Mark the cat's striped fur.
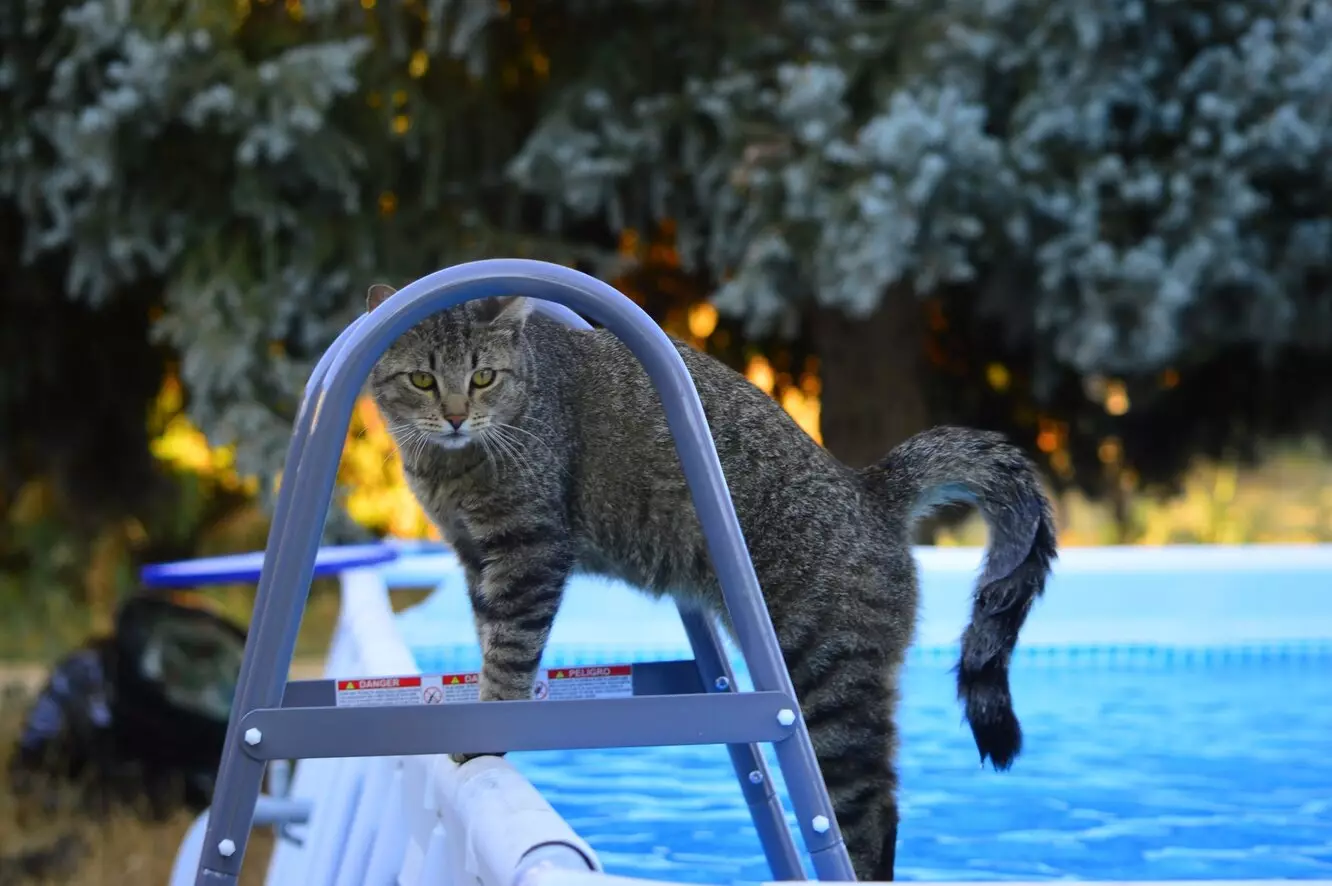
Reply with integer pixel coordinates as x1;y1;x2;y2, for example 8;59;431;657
365;287;1057;881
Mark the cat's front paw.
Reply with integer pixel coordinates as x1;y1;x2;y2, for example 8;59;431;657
449;751;508;766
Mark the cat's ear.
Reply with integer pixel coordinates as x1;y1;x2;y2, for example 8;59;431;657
366;283;397;313
474;295;535;331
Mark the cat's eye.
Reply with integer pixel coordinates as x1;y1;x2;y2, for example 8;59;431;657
471;368;496;388
407;371;436;390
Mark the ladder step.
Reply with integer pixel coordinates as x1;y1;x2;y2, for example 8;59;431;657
238;691;801;759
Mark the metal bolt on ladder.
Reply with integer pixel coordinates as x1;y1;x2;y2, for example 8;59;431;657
191;260;856;885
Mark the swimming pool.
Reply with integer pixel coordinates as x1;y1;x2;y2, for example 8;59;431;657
496;659;1332;882
388;546;1332;883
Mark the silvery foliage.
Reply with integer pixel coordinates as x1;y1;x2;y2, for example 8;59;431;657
8;0;1332;523
0;0;538;524
1;0;373;496
508;0;1332;375
968;0;1332;374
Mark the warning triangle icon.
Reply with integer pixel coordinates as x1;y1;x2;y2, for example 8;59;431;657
342;681;356;691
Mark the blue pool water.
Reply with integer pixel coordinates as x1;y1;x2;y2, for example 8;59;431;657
392;551;1332;882
502;660;1332;882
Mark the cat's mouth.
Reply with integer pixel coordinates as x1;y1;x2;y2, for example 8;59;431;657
433;430;472;450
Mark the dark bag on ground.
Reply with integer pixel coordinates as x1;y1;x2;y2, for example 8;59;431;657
7;591;246;817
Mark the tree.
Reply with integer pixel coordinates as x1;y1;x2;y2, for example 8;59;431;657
507;0;1332;497
0;0;621;541
5;0;1332;557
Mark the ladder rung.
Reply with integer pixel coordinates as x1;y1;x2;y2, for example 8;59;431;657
238;691;801;760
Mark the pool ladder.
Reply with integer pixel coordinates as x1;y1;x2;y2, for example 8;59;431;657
193;260;856;884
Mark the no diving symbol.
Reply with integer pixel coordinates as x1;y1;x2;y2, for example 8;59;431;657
423;686;443;704
532;681;548;700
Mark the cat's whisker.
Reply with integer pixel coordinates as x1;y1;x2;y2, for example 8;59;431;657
491;421;570;479
486;426;544;489
490;421;548;448
477;431;500;477
475;427;504;474
514;413;559;437
394;426;430;469
381;429;415;467
480;426;528;481
413;436;434;467
481;423;516;456
382;438;406;467
382;422;433;468
412;430;435;466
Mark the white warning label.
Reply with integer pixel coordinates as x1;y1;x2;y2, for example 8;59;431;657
334;666;635;707
545;665;634;700
335;676;425;707
438;665;634;702
438;671;480;703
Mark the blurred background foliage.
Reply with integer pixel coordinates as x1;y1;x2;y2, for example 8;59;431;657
3;0;1332;658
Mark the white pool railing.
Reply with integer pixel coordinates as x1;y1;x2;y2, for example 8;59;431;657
170;543;1332;886
169;563;600;886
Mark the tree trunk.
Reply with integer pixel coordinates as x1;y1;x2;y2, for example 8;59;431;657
814;288;952;543
813;286;931;469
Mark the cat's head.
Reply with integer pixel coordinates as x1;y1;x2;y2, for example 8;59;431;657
364;283;535;453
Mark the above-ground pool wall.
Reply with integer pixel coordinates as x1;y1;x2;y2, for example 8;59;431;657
387;545;1332;675
911;544;1332;650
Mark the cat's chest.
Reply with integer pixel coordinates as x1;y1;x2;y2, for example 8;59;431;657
404;466;492;523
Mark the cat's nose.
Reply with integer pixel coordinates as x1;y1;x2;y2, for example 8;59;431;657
442;394;469;431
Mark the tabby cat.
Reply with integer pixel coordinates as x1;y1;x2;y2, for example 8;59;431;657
365;284;1057;881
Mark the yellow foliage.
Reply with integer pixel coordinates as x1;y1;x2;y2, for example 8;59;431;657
408;49;429;78
146;372;433;538
780;386;822;445
936;446;1332;547
150;375;256;495
745;355;775;394
687;303;718;339
142;339;1332;548
338;397;440;539
986;362;1010;392
8;479;54;526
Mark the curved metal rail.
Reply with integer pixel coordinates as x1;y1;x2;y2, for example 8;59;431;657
194;260;854;884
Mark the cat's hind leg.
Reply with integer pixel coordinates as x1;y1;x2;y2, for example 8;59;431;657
776;585;911;881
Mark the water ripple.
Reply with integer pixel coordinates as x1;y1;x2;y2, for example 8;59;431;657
507;663;1332;882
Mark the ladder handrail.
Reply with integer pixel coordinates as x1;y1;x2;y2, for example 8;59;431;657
195;260;854;884
321;262;791;701
201;313;375;849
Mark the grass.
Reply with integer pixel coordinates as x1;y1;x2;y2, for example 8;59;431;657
0;679;274;886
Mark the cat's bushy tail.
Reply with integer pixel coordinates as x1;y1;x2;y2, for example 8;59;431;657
861;425;1057;770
